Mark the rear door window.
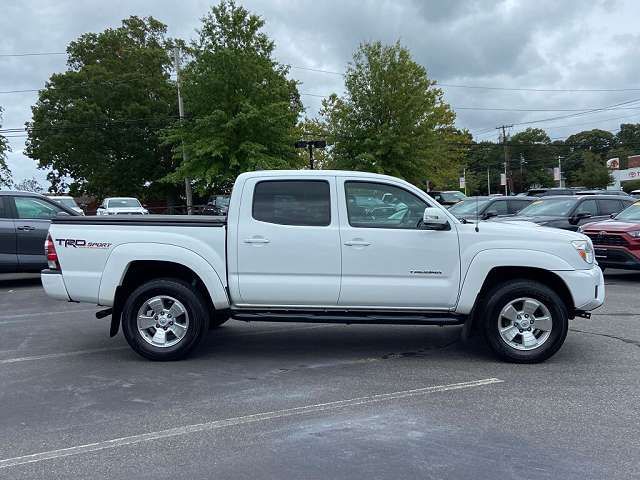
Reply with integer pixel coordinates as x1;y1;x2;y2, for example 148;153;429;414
14;197;63;219
597;199;623;216
252;180;331;226
508;200;531;214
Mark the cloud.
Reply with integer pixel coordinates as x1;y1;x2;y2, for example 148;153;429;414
1;0;640;185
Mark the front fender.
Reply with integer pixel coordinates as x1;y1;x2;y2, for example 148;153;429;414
98;243;230;310
455;249;574;314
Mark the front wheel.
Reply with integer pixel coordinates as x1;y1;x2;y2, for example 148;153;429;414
482;280;568;363
121;278;209;361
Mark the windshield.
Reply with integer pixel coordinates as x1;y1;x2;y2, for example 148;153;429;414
51;197;78;209
518;198;577;217
448;198;491;216
614;202;640;221
215;196;230;207
440;191;466;202
107;198;141;208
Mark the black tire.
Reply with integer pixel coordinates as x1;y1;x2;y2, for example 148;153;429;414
121;278;209;361
481;280;569;363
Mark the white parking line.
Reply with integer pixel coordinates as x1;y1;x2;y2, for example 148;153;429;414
0;347;129;365
0;377;503;469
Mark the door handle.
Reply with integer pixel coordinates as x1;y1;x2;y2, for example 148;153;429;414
244;238;270;244
344;240;371;247
17;226;36;231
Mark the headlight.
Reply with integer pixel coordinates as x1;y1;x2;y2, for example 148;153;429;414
628;230;640;238
571;240;594;264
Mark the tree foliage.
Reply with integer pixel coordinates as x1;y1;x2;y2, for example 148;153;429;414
26;16;177;198
13;177;44;193
573;151;613;188
320;41;467;188
0;107;12;187
163;0;302;192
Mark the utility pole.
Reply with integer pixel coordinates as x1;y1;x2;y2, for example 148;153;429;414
520;153;527;193
557;155;564;188
487;167;491;195
174;47;193;215
497;125;513;196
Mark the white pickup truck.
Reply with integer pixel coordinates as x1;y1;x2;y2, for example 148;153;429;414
41;170;604;363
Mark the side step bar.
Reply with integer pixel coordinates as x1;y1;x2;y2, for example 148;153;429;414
231;309;466;326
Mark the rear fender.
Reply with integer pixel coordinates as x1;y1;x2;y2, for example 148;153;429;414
99;243;229;310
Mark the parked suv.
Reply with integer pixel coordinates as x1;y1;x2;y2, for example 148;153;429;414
498;195;635;231
448;196;535;222
97;197;149;215
0;191;78;272
428;190;466;207
580;201;640;270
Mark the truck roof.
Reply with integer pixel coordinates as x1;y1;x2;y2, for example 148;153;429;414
237;169;418;187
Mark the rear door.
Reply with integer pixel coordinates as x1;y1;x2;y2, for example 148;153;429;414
508;199;532;215
235;176;341;306
13;196;65;272
0;197;17;272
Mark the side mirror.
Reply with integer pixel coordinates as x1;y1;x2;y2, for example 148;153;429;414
422;207;450;230
570;212;591;224
482;210;498;220
610;213;617;219
56;211;70;217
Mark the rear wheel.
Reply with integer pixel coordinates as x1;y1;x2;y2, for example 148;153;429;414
482;280;568;363
122;278;209;361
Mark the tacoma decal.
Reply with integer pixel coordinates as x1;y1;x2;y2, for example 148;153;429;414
55;239;112;249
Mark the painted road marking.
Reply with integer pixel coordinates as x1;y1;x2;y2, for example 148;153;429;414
0;378;503;469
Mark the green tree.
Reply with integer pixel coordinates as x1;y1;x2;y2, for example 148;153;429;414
0;107;13;187
13;177;44;193
164;1;302;192
510;128;556;190
573;152;613;188
320;41;465;188
26;17;177;198
565;129;616;156
296;117;330;169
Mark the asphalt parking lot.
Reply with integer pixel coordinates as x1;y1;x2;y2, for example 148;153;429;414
0;272;639;479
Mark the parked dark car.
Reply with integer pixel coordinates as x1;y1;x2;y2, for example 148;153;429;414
575;189;630;197
0;191;78;272
526;187;577;197
428;190;466;207
495;195;635;231
202;195;231;215
448;196;535;222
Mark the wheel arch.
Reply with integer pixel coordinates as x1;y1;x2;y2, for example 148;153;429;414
462;266;575;340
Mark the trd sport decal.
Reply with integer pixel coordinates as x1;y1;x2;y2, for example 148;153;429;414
55;239;112;249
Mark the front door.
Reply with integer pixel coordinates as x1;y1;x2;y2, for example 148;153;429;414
235;176;341;306
338;179;460;309
13;196;64;271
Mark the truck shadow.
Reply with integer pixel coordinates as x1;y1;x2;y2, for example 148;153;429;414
0;274;41;290
192;323;495;364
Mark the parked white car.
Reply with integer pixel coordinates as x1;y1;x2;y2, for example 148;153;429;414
42;170;604;363
96;197;148;216
48;195;84;215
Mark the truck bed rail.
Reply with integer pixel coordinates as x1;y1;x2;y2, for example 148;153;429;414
52;215;227;227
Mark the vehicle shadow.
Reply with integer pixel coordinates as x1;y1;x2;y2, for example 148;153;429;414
604;269;640;284
190;323;496;364
0;274;41;290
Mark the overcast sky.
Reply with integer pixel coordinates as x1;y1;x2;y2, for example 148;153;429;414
2;0;640;185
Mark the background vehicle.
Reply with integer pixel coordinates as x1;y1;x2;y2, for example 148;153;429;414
97;197;149;215
575;190;629;197
428;190;466;207
43;170;603;364
0;191;78;272
580;201;640;270
48;195;84;215
498;195;635;231
448;196;535;222
202;195;230;215
527;187;576;197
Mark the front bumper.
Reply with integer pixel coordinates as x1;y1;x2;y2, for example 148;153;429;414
41;270;70;301
555;266;605;312
594;246;640;270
